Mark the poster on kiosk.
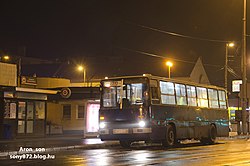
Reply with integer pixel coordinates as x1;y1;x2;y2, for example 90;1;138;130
85;102;100;138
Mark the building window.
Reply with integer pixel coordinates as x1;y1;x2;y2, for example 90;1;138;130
77;105;85;119
35;101;45;119
4;100;16;119
63;105;71;119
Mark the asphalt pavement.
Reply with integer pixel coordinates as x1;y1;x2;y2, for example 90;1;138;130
0;132;249;157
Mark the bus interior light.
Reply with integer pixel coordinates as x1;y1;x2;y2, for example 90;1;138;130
99;122;106;129
138;121;146;128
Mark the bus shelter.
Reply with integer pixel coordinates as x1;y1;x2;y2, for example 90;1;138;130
2;87;57;139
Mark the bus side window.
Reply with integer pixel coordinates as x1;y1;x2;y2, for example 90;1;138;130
197;87;208;107
218;90;227;109
150;80;160;104
175;83;187;106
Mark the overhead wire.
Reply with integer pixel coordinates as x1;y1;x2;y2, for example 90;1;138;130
116;46;222;68
128;22;232;43
117;22;243;69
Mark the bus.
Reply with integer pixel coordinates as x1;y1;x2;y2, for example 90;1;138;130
99;74;229;148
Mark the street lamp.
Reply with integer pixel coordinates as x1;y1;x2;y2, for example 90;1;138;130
0;55;10;62
225;42;235;91
166;61;173;78
3;55;10;61
77;65;86;83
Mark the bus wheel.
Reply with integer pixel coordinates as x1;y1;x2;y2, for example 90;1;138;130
208;124;217;144
119;140;131;148
162;125;176;147
201;124;217;145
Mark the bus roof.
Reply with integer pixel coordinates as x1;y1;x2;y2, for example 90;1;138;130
101;74;226;91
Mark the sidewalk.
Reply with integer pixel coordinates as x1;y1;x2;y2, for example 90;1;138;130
0;135;120;157
228;132;250;139
0;132;249;158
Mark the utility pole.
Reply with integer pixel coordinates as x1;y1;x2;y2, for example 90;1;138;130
225;44;228;91
241;0;247;135
225;43;235;92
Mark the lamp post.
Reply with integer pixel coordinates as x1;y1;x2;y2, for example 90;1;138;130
77;65;86;83
166;61;173;78
225;42;234;91
241;0;247;135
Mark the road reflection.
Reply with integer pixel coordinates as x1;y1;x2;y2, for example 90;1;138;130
2;140;250;166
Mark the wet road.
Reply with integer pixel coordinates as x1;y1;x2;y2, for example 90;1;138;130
2;139;250;166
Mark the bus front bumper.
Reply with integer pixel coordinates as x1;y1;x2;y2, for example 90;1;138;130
99;128;152;141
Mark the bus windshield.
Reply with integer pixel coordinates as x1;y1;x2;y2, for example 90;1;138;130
102;79;148;108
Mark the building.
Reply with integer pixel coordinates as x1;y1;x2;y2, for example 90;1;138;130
176;57;210;85
0;62;58;139
36;78;101;137
3;87;57;138
0;62;17;139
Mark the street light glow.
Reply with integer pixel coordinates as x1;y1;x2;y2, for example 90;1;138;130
228;42;235;47
78;65;84;71
165;61;173;78
3;55;10;60
166;61;173;67
77;65;86;83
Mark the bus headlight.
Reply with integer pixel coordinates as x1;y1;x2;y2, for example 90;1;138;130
138;121;146;128
99;122;106;129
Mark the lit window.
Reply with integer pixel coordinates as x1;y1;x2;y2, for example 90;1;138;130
160;81;176;105
197;87;208;107
218;90;227;109
187;85;197;106
175;83;187;106
208;89;219;108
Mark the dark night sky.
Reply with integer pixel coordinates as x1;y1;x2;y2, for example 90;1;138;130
0;0;249;87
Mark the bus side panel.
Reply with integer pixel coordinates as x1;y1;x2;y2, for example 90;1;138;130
150;126;166;140
194;108;229;138
150;105;229;140
150;105;190;140
214;109;229;137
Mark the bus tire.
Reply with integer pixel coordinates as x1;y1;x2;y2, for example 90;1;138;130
201;124;217;144
162;125;176;147
119;140;131;148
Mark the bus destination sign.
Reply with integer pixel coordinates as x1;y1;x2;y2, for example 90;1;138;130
104;80;123;87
